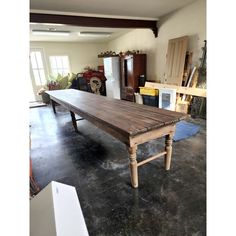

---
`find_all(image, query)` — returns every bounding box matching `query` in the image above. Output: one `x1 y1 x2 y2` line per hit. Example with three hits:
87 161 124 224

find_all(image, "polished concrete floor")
30 105 206 236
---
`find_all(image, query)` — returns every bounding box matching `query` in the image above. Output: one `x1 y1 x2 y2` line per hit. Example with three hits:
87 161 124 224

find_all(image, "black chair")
69 76 90 92
77 77 91 92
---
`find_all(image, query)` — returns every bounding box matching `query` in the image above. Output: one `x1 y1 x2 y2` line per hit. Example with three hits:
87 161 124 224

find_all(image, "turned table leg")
128 145 138 188
70 111 79 133
51 100 56 114
164 133 173 170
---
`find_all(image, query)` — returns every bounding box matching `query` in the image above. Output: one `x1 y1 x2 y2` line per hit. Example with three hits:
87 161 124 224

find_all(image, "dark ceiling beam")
30 13 158 37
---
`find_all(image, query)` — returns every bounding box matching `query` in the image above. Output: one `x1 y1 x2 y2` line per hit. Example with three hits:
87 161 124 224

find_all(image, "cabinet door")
120 54 146 101
124 56 134 87
103 57 112 77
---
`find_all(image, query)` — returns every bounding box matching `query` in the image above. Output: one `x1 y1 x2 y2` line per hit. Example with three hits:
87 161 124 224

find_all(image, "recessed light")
32 30 70 36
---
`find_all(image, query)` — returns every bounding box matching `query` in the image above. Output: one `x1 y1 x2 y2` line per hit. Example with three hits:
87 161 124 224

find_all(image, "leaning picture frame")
158 88 177 111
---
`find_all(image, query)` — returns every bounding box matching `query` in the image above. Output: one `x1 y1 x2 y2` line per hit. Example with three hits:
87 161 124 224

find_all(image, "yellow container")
139 87 159 96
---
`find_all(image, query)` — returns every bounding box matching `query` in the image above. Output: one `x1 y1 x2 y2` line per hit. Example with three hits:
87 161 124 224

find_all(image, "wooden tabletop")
46 89 187 137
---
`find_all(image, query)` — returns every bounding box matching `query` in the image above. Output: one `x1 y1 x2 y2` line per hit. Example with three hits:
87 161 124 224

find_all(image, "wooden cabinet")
120 54 146 101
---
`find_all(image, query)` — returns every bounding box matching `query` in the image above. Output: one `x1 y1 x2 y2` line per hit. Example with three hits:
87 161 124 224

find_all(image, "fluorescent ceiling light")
32 30 70 36
78 31 112 37
30 22 65 26
42 23 65 26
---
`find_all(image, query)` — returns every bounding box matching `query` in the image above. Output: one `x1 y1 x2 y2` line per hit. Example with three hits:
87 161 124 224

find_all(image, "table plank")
46 89 187 136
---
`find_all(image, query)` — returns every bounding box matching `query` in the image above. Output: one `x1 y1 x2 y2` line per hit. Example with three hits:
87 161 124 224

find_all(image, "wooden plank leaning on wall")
145 82 206 98
164 36 189 86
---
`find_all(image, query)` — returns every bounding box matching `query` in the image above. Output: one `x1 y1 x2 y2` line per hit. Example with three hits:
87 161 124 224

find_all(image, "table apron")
129 124 176 146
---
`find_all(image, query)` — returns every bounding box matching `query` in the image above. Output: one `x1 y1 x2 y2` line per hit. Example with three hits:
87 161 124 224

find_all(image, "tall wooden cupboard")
120 54 146 101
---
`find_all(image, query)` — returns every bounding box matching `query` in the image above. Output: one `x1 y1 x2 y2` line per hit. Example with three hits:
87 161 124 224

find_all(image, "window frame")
49 55 71 77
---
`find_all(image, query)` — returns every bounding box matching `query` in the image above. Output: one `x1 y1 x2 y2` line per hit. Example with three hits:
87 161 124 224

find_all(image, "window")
49 56 70 76
30 50 47 86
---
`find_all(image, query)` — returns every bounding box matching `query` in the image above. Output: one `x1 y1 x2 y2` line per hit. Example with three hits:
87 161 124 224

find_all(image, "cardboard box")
176 100 190 114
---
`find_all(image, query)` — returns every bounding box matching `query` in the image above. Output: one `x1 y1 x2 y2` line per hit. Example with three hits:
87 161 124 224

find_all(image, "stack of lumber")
144 51 206 113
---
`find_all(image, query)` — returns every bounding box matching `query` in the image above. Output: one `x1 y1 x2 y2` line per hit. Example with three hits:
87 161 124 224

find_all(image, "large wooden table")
46 89 187 188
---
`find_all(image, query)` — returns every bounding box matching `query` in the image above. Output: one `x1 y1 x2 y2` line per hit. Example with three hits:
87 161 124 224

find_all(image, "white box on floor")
30 181 89 236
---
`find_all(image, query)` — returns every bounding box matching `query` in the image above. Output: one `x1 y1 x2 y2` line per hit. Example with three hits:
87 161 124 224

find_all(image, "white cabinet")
103 57 121 99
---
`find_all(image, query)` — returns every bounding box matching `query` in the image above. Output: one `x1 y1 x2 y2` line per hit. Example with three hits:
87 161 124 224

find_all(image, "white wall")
30 41 107 75
157 0 206 82
108 0 206 83
30 0 205 83
108 29 158 81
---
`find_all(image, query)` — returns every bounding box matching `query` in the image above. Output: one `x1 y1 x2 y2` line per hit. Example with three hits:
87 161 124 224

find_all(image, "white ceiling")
30 24 132 43
30 0 197 19
30 0 197 42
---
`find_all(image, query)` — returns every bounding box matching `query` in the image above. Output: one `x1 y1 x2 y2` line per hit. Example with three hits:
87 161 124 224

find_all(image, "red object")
82 69 106 82
48 82 60 90
30 158 33 177
30 158 40 196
